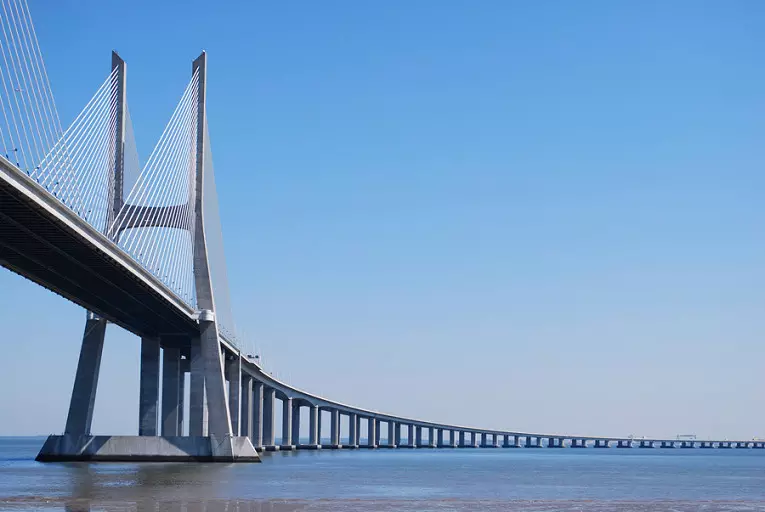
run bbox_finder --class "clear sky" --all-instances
[1,0,764,439]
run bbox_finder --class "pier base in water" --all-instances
[35,435,261,462]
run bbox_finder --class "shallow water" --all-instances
[1,437,764,511]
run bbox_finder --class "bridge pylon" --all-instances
[35,52,259,463]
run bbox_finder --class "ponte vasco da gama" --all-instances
[0,2,760,462]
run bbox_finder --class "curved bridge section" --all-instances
[233,351,763,451]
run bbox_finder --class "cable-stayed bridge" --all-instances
[0,2,761,462]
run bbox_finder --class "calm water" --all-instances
[1,437,764,511]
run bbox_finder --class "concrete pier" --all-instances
[64,314,107,437]
[137,336,160,436]
[161,347,181,436]
[639,440,654,448]
[660,441,675,448]
[37,435,261,462]
[404,424,415,448]
[416,426,423,447]
[570,439,586,448]
[262,387,276,450]
[189,335,207,436]
[548,437,564,448]
[428,427,436,448]
[617,440,632,448]
[252,382,263,449]
[241,375,252,439]
[225,355,241,438]
[451,430,458,448]
[330,409,341,449]
[348,413,358,448]
[306,405,320,449]
[594,439,610,448]
[281,398,295,450]
[680,441,695,449]
[391,421,400,447]
[367,417,377,448]
[437,428,445,447]
[525,436,541,448]
[291,402,300,448]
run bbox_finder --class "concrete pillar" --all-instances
[161,346,181,436]
[374,418,381,446]
[330,409,340,447]
[309,405,319,446]
[348,413,358,447]
[472,432,480,447]
[459,431,466,447]
[388,421,397,447]
[415,426,423,447]
[225,355,241,436]
[406,424,415,447]
[189,335,207,436]
[178,356,188,435]
[437,429,444,447]
[196,317,233,438]
[138,337,160,436]
[64,315,107,436]
[316,407,321,444]
[262,387,275,447]
[240,375,253,439]
[251,381,263,448]
[291,402,301,447]
[393,422,401,446]
[428,427,436,448]
[281,397,293,449]
[451,430,458,447]
[480,433,488,447]
[367,417,377,448]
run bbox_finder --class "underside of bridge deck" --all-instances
[0,174,197,338]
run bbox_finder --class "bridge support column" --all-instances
[240,375,252,439]
[393,422,401,447]
[161,346,181,436]
[225,355,241,436]
[458,431,466,447]
[262,387,276,450]
[330,409,341,449]
[404,424,415,448]
[388,421,397,448]
[138,337,160,436]
[415,426,423,447]
[428,427,436,448]
[617,440,632,448]
[291,402,300,448]
[480,433,488,447]
[374,418,381,446]
[472,432,480,448]
[251,382,263,448]
[367,417,377,449]
[189,335,207,436]
[280,398,294,450]
[348,413,358,448]
[639,440,653,448]
[437,429,444,447]
[306,405,320,449]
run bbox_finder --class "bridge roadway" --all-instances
[1,154,762,456]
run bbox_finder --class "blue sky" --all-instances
[1,0,764,438]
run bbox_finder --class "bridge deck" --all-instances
[0,157,197,338]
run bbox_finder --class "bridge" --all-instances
[0,3,761,462]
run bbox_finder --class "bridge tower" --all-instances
[36,52,258,462]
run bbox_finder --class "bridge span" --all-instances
[0,2,760,463]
